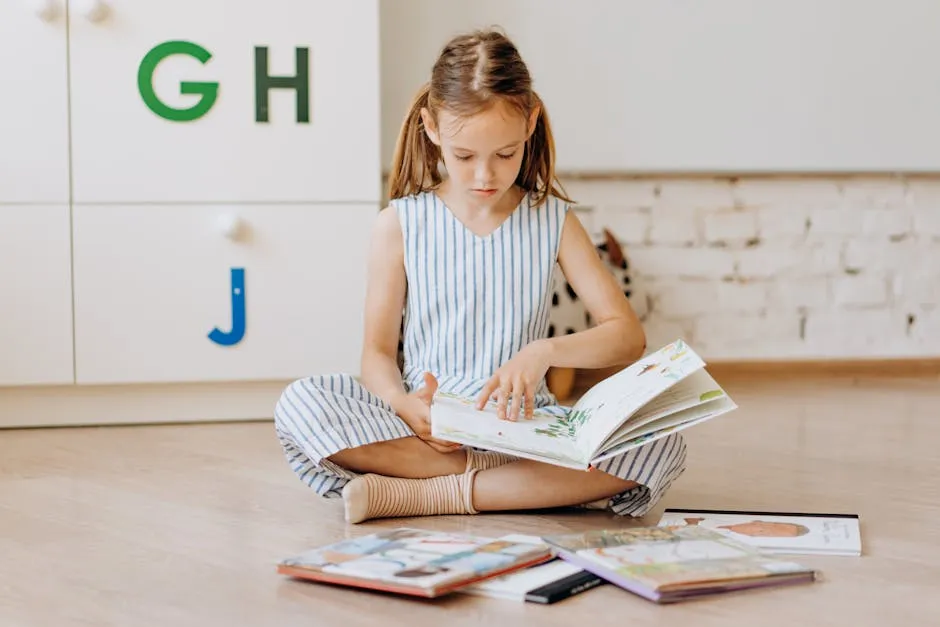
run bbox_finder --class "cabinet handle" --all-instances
[26,0,59,21]
[217,214,245,240]
[73,0,109,22]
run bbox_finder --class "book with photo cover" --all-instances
[277,528,553,598]
[658,508,862,556]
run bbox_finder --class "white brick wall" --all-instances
[561,175,940,361]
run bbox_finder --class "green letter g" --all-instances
[138,40,218,122]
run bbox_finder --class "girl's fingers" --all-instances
[418,420,460,452]
[416,372,439,404]
[509,378,524,421]
[497,380,511,420]
[525,383,535,419]
[476,376,499,409]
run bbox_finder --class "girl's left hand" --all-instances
[476,340,553,421]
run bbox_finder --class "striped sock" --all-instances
[342,470,479,524]
[464,448,518,472]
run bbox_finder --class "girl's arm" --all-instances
[540,210,647,369]
[358,206,462,451]
[359,206,411,408]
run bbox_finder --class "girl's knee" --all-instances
[273,373,362,439]
[274,376,326,431]
[274,377,301,420]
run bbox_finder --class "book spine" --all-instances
[663,508,860,519]
[524,570,605,604]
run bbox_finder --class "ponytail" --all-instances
[388,83,443,200]
[516,93,572,207]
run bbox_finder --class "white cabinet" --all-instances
[0,206,75,386]
[0,1,70,204]
[0,1,380,426]
[72,204,374,385]
[68,0,380,204]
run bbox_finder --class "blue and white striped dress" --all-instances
[273,190,687,517]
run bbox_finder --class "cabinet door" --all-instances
[68,0,380,205]
[0,206,75,386]
[0,2,70,204]
[72,204,375,385]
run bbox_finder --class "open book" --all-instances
[430,339,737,470]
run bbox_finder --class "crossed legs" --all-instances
[327,437,637,523]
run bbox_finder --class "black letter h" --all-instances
[254,46,310,123]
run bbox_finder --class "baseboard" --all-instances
[570,357,940,396]
[0,380,291,429]
[5,357,938,429]
[703,358,940,379]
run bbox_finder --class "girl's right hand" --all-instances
[393,372,462,454]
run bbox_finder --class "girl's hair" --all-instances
[388,28,572,207]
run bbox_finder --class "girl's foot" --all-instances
[341,470,478,524]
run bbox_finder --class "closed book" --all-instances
[541,526,818,604]
[278,528,552,598]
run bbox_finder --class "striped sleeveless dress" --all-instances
[273,190,687,517]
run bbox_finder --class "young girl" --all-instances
[274,29,687,524]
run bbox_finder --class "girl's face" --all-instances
[423,99,537,209]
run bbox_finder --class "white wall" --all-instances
[564,175,940,360]
[381,0,940,173]
[379,2,940,362]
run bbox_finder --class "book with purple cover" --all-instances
[540,526,818,604]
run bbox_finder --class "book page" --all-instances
[626,368,726,426]
[430,393,588,468]
[461,559,585,600]
[595,369,728,452]
[589,395,738,465]
[571,339,706,455]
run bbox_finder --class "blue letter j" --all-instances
[208,267,246,346]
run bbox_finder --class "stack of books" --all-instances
[276,510,860,605]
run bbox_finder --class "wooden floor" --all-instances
[2,374,939,626]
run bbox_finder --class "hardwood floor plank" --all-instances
[2,375,939,625]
